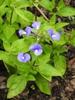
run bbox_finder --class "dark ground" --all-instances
[0,0,75,100]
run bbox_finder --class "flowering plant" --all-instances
[0,0,75,98]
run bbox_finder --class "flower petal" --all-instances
[18,30,26,36]
[17,52,24,62]
[52,32,60,40]
[29,43,42,51]
[32,21,41,29]
[25,26,31,36]
[23,53,31,62]
[34,49,43,56]
[48,29,53,37]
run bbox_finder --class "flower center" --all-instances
[23,32,26,34]
[21,56,24,60]
[52,34,56,38]
[35,49,38,53]
[36,26,39,29]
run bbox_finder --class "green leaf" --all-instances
[54,55,66,75]
[15,0,30,8]
[17,63,32,74]
[12,23,19,30]
[55,22,69,30]
[0,17,3,25]
[39,0,50,11]
[0,0,10,16]
[26,74,35,81]
[0,25,3,33]
[50,15,56,25]
[0,4,7,16]
[14,8,31,22]
[70,29,75,38]
[3,24,15,39]
[43,44,52,54]
[0,0,4,5]
[3,38,10,52]
[9,39,31,54]
[39,0,55,11]
[57,0,65,10]
[0,51,15,67]
[7,74,17,88]
[35,74,51,95]
[12,11,18,23]
[7,74,27,98]
[8,34,18,43]
[57,6,75,17]
[70,37,75,46]
[36,64,62,78]
[40,74,52,81]
[23,10,34,21]
[35,53,50,65]
[64,33,69,42]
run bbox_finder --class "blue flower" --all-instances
[29,43,43,56]
[18,30,26,36]
[32,21,41,29]
[25,26,32,36]
[48,29,60,40]
[18,26,31,36]
[17,52,31,62]
[18,21,41,36]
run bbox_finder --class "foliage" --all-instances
[0,0,75,98]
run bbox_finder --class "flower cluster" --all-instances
[18,21,41,36]
[17,43,43,62]
[18,21,62,63]
[18,21,42,63]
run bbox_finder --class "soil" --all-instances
[0,0,75,100]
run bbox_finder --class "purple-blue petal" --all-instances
[51,32,60,40]
[59,30,62,34]
[18,30,26,36]
[48,29,53,37]
[25,26,31,36]
[34,49,43,56]
[23,53,31,62]
[29,43,42,51]
[29,43,43,56]
[48,28,60,40]
[32,21,41,29]
[17,52,24,62]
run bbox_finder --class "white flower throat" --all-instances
[35,49,38,53]
[52,34,56,38]
[22,56,24,59]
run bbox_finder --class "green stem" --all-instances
[10,10,13,25]
[34,7,37,21]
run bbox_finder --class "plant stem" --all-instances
[34,4,49,22]
[10,10,13,25]
[34,7,37,21]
